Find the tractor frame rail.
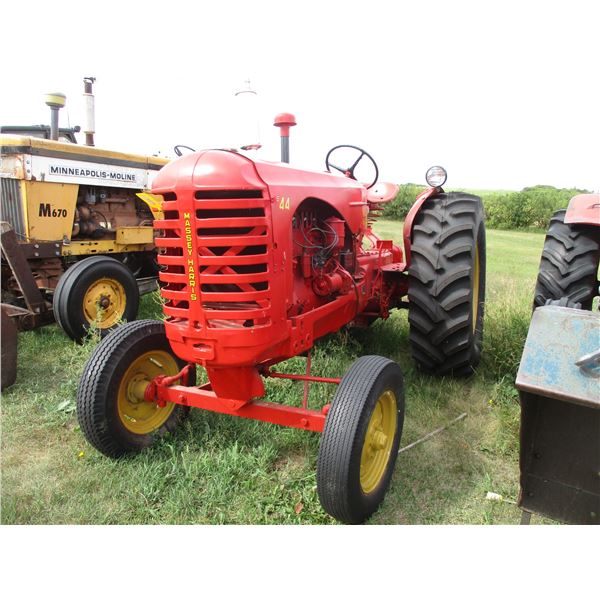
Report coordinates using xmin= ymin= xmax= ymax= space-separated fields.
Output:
xmin=150 ymin=381 xmax=330 ymax=432
xmin=145 ymin=357 xmax=336 ymax=433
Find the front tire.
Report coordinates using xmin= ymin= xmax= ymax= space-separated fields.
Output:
xmin=53 ymin=255 xmax=139 ymax=343
xmin=533 ymin=209 xmax=599 ymax=310
xmin=408 ymin=192 xmax=486 ymax=376
xmin=76 ymin=319 xmax=193 ymax=458
xmin=317 ymin=355 xmax=405 ymax=524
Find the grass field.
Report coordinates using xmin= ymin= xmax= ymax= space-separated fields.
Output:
xmin=0 ymin=222 xmax=550 ymax=525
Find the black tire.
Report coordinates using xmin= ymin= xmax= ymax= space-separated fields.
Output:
xmin=408 ymin=192 xmax=486 ymax=376
xmin=317 ymin=355 xmax=405 ymax=524
xmin=533 ymin=209 xmax=599 ymax=310
xmin=1 ymin=309 xmax=18 ymax=391
xmin=53 ymin=255 xmax=139 ymax=343
xmin=76 ymin=319 xmax=193 ymax=458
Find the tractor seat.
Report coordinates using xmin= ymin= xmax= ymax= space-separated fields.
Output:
xmin=366 ymin=182 xmax=399 ymax=204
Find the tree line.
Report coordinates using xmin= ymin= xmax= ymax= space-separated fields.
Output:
xmin=381 ymin=184 xmax=592 ymax=230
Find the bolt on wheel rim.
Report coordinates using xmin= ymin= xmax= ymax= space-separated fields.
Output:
xmin=117 ymin=350 xmax=177 ymax=435
xmin=83 ymin=278 xmax=126 ymax=329
xmin=360 ymin=390 xmax=397 ymax=494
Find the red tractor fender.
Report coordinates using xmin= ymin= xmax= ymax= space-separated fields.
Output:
xmin=402 ymin=187 xmax=441 ymax=265
xmin=564 ymin=193 xmax=600 ymax=226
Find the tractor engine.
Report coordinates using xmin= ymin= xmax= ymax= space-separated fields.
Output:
xmin=71 ymin=186 xmax=153 ymax=241
xmin=291 ymin=204 xmax=354 ymax=313
xmin=1 ymin=182 xmax=155 ymax=297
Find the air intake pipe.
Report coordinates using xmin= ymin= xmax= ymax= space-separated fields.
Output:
xmin=273 ymin=113 xmax=296 ymax=163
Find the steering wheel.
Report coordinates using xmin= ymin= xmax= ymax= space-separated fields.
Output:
xmin=325 ymin=144 xmax=379 ymax=189
xmin=173 ymin=145 xmax=196 ymax=157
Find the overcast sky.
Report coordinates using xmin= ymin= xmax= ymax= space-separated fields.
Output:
xmin=2 ymin=0 xmax=598 ymax=191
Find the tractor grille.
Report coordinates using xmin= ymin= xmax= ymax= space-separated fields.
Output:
xmin=155 ymin=188 xmax=272 ymax=329
xmin=0 ymin=179 xmax=25 ymax=238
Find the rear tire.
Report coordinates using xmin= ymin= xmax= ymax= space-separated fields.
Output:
xmin=53 ymin=255 xmax=139 ymax=343
xmin=317 ymin=355 xmax=404 ymax=524
xmin=408 ymin=192 xmax=486 ymax=376
xmin=533 ymin=209 xmax=599 ymax=310
xmin=76 ymin=319 xmax=193 ymax=458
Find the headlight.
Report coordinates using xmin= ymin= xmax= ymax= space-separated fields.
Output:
xmin=425 ymin=165 xmax=447 ymax=188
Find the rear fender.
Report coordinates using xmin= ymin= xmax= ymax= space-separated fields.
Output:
xmin=564 ymin=193 xmax=600 ymax=226
xmin=402 ymin=187 xmax=442 ymax=265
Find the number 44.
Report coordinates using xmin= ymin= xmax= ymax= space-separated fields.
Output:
xmin=278 ymin=197 xmax=290 ymax=210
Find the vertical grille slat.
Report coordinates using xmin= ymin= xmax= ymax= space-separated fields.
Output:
xmin=0 ymin=179 xmax=25 ymax=237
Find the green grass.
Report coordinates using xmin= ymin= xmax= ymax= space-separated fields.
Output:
xmin=1 ymin=221 xmax=551 ymax=524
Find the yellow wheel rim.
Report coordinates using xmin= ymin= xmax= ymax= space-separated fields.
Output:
xmin=83 ymin=278 xmax=126 ymax=329
xmin=360 ymin=390 xmax=397 ymax=494
xmin=117 ymin=350 xmax=177 ymax=435
xmin=472 ymin=243 xmax=480 ymax=334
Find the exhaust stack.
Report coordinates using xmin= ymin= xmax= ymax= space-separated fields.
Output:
xmin=83 ymin=77 xmax=96 ymax=146
xmin=273 ymin=113 xmax=296 ymax=164
xmin=44 ymin=93 xmax=66 ymax=141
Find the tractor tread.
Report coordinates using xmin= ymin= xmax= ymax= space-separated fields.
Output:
xmin=408 ymin=192 xmax=486 ymax=376
xmin=533 ymin=209 xmax=599 ymax=310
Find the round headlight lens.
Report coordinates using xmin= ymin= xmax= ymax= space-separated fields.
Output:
xmin=425 ymin=165 xmax=447 ymax=188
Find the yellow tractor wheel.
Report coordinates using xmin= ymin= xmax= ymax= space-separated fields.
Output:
xmin=53 ymin=255 xmax=139 ymax=343
xmin=76 ymin=320 xmax=194 ymax=457
xmin=317 ymin=355 xmax=405 ymax=524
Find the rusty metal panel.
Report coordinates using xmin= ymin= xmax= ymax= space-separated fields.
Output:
xmin=516 ymin=306 xmax=600 ymax=409
xmin=0 ymin=227 xmax=48 ymax=314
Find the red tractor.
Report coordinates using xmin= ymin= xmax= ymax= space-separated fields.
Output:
xmin=77 ymin=115 xmax=486 ymax=523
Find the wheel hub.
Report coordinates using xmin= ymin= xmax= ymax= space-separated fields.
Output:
xmin=83 ymin=277 xmax=126 ymax=329
xmin=360 ymin=390 xmax=397 ymax=494
xmin=117 ymin=350 xmax=177 ymax=435
xmin=126 ymin=373 xmax=150 ymax=404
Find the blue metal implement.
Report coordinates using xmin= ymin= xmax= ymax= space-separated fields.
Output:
xmin=516 ymin=306 xmax=600 ymax=408
xmin=516 ymin=305 xmax=600 ymax=524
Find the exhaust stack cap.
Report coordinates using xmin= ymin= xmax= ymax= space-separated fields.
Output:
xmin=274 ymin=113 xmax=296 ymax=164
xmin=273 ymin=113 xmax=296 ymax=137
xmin=45 ymin=93 xmax=66 ymax=141
xmin=45 ymin=92 xmax=66 ymax=109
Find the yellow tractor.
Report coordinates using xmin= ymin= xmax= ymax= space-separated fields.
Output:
xmin=1 ymin=78 xmax=168 ymax=388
